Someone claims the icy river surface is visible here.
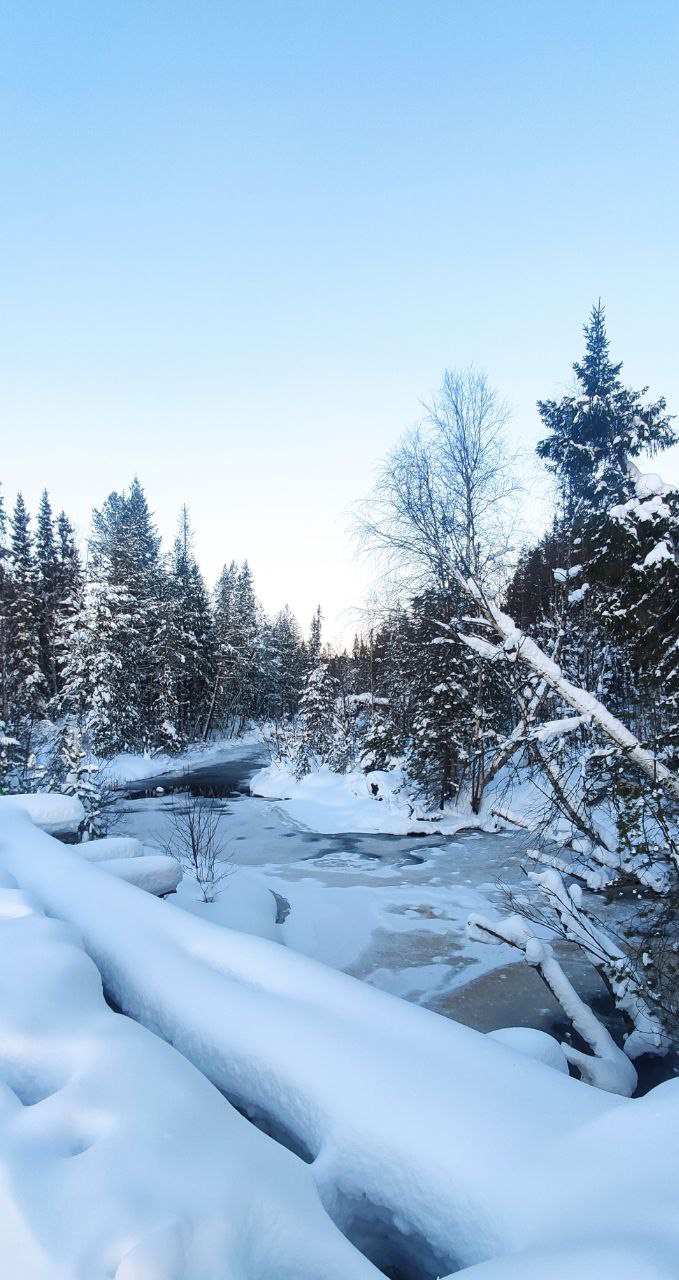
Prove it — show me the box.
[119,748,608,1038]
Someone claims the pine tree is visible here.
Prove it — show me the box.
[167,507,215,743]
[35,489,60,698]
[52,510,84,699]
[63,479,161,754]
[270,606,306,721]
[406,588,476,809]
[308,605,323,666]
[61,573,143,755]
[52,719,106,840]
[0,486,9,724]
[55,511,82,603]
[204,560,239,739]
[537,303,675,519]
[295,661,339,776]
[7,493,46,724]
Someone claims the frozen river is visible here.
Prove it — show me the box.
[119,749,614,1045]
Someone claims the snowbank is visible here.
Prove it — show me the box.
[108,731,264,785]
[251,762,496,836]
[4,810,678,1277]
[0,867,378,1279]
[175,869,280,941]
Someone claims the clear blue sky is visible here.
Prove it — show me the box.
[2,1,678,645]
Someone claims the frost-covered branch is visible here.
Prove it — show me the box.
[460,578,679,805]
[526,868,668,1060]
[467,910,638,1095]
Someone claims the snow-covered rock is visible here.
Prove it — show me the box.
[96,853,182,896]
[0,792,84,836]
[76,835,144,862]
[487,1026,569,1075]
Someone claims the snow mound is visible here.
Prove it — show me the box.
[176,869,280,941]
[0,792,84,834]
[0,879,379,1279]
[77,835,144,862]
[487,1027,569,1074]
[628,461,673,499]
[96,853,182,895]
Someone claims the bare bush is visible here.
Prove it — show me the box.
[160,795,234,902]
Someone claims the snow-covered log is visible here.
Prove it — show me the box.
[467,911,639,1095]
[527,868,667,1059]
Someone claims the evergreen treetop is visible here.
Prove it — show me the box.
[537,303,675,517]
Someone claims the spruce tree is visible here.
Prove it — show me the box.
[537,303,675,519]
[7,493,46,723]
[0,486,9,723]
[35,489,60,698]
[168,507,215,742]
[308,605,323,666]
[270,606,306,720]
[295,661,339,776]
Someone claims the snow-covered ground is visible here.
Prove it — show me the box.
[0,855,381,1280]
[105,730,263,785]
[251,760,500,836]
[1,804,679,1278]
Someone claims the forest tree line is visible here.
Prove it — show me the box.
[0,480,320,785]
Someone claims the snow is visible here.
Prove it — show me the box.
[641,539,674,567]
[458,633,502,660]
[611,493,671,524]
[251,762,497,836]
[1,808,679,1276]
[567,581,589,603]
[487,1026,569,1074]
[628,461,673,499]
[0,792,84,834]
[76,835,145,862]
[553,564,582,583]
[0,865,377,1280]
[532,715,589,742]
[95,853,182,895]
[175,868,281,942]
[107,732,263,785]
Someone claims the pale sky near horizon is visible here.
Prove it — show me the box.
[1,1,678,648]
